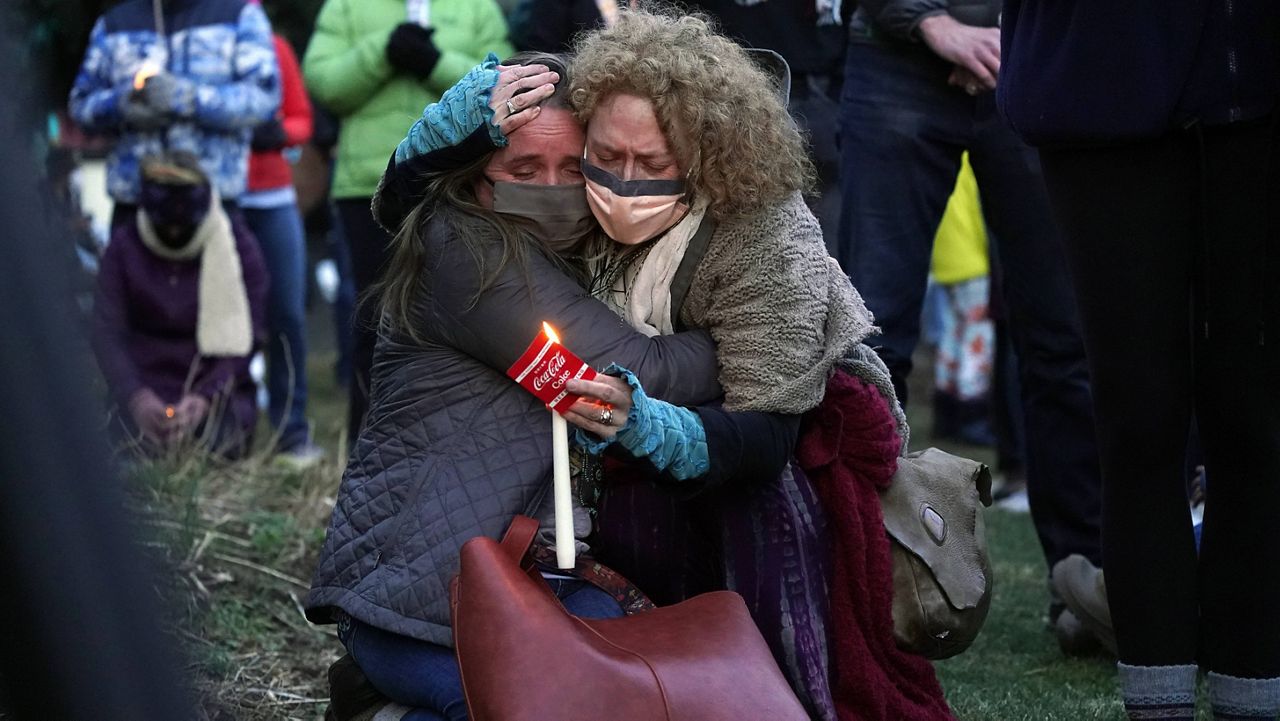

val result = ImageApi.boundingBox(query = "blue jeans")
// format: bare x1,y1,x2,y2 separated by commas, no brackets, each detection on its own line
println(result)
837,40,1103,570
243,203,310,450
338,579,624,721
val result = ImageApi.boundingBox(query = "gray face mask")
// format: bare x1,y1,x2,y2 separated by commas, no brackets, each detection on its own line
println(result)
491,181,596,253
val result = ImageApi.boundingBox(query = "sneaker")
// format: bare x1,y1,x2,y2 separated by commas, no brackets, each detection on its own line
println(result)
991,473,1027,502
274,441,325,470
1051,554,1118,655
994,487,1030,513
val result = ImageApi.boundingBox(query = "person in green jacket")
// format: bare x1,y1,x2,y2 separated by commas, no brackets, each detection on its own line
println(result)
302,0,513,442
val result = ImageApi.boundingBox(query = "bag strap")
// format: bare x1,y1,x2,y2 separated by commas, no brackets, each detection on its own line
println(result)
499,515,540,565
668,216,717,332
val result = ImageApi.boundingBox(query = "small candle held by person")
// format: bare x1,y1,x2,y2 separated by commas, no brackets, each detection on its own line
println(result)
133,60,161,91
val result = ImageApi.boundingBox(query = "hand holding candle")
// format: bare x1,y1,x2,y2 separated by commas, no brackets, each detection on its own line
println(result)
121,59,171,130
506,322,599,569
133,60,162,91
562,375,632,439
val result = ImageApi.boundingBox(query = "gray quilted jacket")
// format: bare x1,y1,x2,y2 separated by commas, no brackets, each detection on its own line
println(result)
305,213,722,646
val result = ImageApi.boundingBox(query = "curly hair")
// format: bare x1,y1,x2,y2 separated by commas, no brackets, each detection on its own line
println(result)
569,7,815,221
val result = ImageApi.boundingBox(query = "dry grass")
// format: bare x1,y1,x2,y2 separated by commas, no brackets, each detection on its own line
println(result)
128,408,346,720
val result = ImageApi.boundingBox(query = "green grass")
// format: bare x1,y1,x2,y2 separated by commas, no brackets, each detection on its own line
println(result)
935,509,1121,719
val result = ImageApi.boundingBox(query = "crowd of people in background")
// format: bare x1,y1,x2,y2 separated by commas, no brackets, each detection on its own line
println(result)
48,0,1280,719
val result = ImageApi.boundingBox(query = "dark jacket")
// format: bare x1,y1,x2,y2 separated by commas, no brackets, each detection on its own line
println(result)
849,0,999,45
685,0,845,77
508,0,603,54
91,207,267,429
305,213,724,646
999,0,1280,146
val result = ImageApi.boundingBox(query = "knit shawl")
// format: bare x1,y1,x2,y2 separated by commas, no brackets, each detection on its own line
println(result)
678,191,876,413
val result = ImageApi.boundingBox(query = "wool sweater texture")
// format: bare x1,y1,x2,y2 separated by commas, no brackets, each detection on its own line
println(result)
679,191,876,413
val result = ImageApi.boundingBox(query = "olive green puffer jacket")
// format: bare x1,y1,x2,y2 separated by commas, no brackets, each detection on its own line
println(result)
302,0,513,199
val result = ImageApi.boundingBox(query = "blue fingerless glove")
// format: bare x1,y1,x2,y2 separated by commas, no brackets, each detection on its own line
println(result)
574,364,710,481
394,53,507,164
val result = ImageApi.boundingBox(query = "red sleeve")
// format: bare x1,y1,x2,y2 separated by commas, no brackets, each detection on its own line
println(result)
273,34,313,146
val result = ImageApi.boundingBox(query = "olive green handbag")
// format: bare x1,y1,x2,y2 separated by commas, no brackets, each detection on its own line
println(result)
880,447,994,659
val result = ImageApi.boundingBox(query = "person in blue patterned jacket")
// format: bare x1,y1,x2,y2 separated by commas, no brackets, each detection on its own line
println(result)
68,0,280,229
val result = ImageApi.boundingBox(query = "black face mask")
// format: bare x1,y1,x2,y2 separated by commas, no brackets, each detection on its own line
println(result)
488,179,597,252
155,223,197,249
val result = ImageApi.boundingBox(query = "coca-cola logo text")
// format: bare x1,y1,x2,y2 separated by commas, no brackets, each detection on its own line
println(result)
531,352,569,392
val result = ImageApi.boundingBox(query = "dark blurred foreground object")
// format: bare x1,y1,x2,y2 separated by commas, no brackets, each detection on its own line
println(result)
0,5,194,719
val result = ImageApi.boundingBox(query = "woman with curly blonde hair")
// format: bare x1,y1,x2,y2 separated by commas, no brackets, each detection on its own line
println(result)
362,8,952,720
571,11,813,222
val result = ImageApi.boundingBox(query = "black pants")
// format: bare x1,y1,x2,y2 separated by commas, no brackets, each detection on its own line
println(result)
335,198,392,448
837,41,1103,569
1040,116,1280,677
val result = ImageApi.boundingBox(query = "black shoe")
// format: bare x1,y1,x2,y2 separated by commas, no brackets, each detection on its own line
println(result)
327,654,390,721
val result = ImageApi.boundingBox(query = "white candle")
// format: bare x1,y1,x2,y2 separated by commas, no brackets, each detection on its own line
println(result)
551,410,574,569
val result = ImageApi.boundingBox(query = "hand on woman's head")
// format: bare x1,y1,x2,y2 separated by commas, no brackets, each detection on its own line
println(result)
490,64,560,136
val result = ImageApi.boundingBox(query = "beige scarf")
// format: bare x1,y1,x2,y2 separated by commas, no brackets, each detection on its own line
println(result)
136,193,253,357
601,202,709,336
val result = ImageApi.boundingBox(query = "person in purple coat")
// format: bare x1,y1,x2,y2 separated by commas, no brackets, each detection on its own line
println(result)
92,153,268,458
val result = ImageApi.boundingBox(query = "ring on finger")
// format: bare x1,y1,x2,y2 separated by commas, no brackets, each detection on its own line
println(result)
597,407,613,426
505,98,517,116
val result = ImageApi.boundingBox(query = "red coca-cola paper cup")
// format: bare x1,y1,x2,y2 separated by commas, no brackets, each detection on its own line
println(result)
506,323,599,414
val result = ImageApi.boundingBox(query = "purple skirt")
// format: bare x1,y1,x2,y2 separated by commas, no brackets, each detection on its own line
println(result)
593,461,836,720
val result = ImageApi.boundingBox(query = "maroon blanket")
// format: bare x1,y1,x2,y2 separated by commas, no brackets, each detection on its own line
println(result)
796,370,954,721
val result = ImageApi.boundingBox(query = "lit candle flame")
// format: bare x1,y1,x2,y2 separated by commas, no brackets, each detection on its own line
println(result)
165,406,176,419
134,61,161,91
542,322,560,344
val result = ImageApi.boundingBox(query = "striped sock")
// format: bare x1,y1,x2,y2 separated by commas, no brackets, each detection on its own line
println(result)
1209,671,1280,720
1119,663,1198,720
